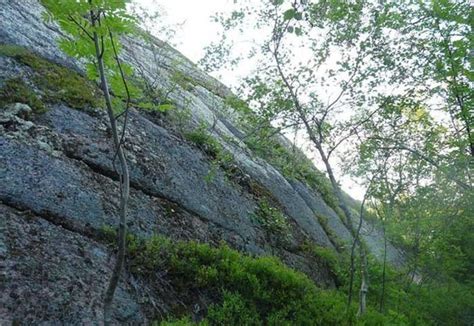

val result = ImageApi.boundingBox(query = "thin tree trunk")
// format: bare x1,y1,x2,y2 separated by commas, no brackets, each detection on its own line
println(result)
356,188,372,316
347,206,361,310
90,8,130,325
446,45,474,157
409,211,421,287
348,181,371,314
379,216,387,313
270,26,370,315
358,242,369,316
294,106,370,314
312,130,371,316
317,145,355,232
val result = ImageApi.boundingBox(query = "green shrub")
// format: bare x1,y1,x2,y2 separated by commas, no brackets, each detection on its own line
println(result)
184,123,238,182
157,317,196,326
99,225,117,244
132,77,177,113
300,240,342,278
130,236,353,325
224,95,253,116
185,124,223,159
206,291,261,326
171,70,196,92
127,235,428,325
136,100,175,112
252,199,291,238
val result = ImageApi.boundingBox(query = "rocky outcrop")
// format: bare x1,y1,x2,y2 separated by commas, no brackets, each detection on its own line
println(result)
1,204,146,324
0,0,405,323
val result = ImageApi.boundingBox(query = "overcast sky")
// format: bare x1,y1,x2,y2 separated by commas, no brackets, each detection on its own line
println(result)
135,1,232,60
135,0,366,200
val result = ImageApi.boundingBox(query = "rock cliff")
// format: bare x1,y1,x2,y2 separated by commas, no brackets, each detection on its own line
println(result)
0,0,404,323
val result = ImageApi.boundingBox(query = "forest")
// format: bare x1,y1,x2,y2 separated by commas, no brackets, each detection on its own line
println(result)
0,0,472,325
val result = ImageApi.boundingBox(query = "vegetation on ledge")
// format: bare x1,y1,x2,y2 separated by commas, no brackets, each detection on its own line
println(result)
107,227,442,325
125,235,401,325
252,199,291,240
0,44,102,110
0,77,46,113
225,95,341,215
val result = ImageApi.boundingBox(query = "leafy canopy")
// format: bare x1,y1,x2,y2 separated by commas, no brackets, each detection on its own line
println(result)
41,0,140,113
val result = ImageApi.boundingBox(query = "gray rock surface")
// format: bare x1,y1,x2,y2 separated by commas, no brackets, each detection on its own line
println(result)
0,204,146,325
0,0,405,323
352,213,405,268
291,180,353,244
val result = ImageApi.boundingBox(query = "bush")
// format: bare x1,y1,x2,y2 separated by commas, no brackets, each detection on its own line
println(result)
157,317,195,326
130,236,353,325
252,199,291,238
124,235,431,325
184,124,223,159
299,240,346,284
206,291,261,326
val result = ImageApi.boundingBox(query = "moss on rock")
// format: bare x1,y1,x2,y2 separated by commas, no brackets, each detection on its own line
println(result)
0,44,102,110
0,78,45,113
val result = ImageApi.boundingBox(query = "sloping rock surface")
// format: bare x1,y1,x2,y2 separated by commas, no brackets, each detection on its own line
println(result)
0,0,404,323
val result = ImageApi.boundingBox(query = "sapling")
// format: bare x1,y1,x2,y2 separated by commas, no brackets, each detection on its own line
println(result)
42,0,136,323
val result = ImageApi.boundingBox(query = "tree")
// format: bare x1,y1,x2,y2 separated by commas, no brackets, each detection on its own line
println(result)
343,5,472,307
202,0,387,316
374,0,473,158
41,1,136,323
203,1,473,322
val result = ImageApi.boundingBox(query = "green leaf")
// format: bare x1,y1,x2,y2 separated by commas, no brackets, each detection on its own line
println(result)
283,9,296,20
158,104,175,112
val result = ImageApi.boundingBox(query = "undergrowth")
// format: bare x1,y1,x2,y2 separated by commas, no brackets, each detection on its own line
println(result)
96,224,458,325
129,235,354,325
105,232,410,325
300,240,343,280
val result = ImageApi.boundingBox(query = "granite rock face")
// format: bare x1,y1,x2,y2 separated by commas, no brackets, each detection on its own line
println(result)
0,0,404,323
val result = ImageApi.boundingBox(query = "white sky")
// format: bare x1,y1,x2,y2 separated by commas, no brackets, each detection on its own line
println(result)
135,1,233,61
135,0,366,199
